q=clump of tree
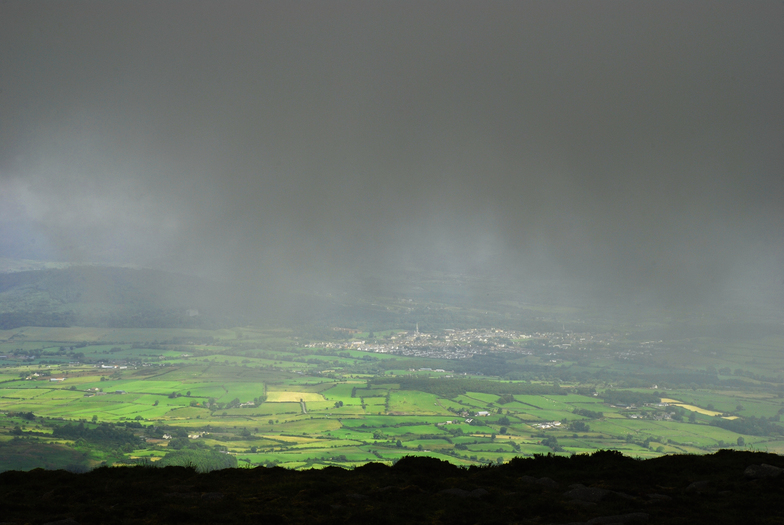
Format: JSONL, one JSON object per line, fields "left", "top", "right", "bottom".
{"left": 156, "top": 449, "right": 237, "bottom": 472}
{"left": 8, "top": 411, "right": 37, "bottom": 421}
{"left": 167, "top": 436, "right": 193, "bottom": 450}
{"left": 710, "top": 416, "right": 783, "bottom": 436}
{"left": 497, "top": 394, "right": 514, "bottom": 404}
{"left": 541, "top": 436, "right": 564, "bottom": 452}
{"left": 573, "top": 408, "right": 603, "bottom": 419}
{"left": 52, "top": 422, "right": 142, "bottom": 448}
{"left": 569, "top": 421, "right": 590, "bottom": 432}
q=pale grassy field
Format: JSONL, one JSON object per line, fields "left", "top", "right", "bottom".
{"left": 661, "top": 397, "right": 737, "bottom": 418}
{"left": 266, "top": 391, "right": 325, "bottom": 402}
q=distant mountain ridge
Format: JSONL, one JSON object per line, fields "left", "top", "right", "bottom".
{"left": 0, "top": 257, "right": 75, "bottom": 273}
{"left": 0, "top": 265, "right": 225, "bottom": 329}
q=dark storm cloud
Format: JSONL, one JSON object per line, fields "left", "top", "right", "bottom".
{"left": 1, "top": 1, "right": 782, "bottom": 306}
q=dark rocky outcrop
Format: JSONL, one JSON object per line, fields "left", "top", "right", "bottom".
{"left": 0, "top": 450, "right": 782, "bottom": 524}
{"left": 744, "top": 463, "right": 783, "bottom": 479}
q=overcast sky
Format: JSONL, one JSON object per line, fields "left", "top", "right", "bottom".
{"left": 1, "top": 1, "right": 782, "bottom": 308}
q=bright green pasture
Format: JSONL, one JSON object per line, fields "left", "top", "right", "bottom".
{"left": 588, "top": 418, "right": 744, "bottom": 446}
{"left": 277, "top": 418, "right": 341, "bottom": 434}
{"left": 375, "top": 424, "right": 447, "bottom": 436}
{"left": 272, "top": 378, "right": 336, "bottom": 390}
{"left": 321, "top": 383, "right": 364, "bottom": 403}
{"left": 668, "top": 389, "right": 783, "bottom": 418}
{"left": 356, "top": 388, "right": 391, "bottom": 397}
{"left": 453, "top": 395, "right": 484, "bottom": 407}
{"left": 30, "top": 389, "right": 85, "bottom": 402}
{"left": 215, "top": 382, "right": 266, "bottom": 401}
{"left": 167, "top": 383, "right": 230, "bottom": 399}
{"left": 465, "top": 442, "right": 517, "bottom": 453}
{"left": 340, "top": 415, "right": 451, "bottom": 427}
{"left": 506, "top": 395, "right": 549, "bottom": 409}
{"left": 435, "top": 398, "right": 464, "bottom": 411}
{"left": 388, "top": 391, "right": 451, "bottom": 415}
{"left": 462, "top": 392, "right": 501, "bottom": 404}
{"left": 322, "top": 405, "right": 365, "bottom": 416}
{"left": 223, "top": 402, "right": 301, "bottom": 415}
{"left": 497, "top": 401, "right": 546, "bottom": 412}
{"left": 79, "top": 379, "right": 188, "bottom": 394}
{"left": 529, "top": 395, "right": 574, "bottom": 411}
{"left": 401, "top": 438, "right": 452, "bottom": 448}
{"left": 302, "top": 401, "right": 333, "bottom": 412}
{"left": 0, "top": 387, "right": 53, "bottom": 399}
{"left": 518, "top": 409, "right": 575, "bottom": 421}
{"left": 287, "top": 439, "right": 363, "bottom": 450}
{"left": 324, "top": 428, "right": 372, "bottom": 441}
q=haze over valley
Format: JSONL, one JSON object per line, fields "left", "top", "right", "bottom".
{"left": 0, "top": 1, "right": 783, "bottom": 475}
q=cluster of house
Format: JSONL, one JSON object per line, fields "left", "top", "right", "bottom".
{"left": 435, "top": 411, "right": 493, "bottom": 426}
{"left": 610, "top": 401, "right": 674, "bottom": 420}
{"left": 534, "top": 421, "right": 563, "bottom": 430}
{"left": 23, "top": 373, "right": 69, "bottom": 381}
{"left": 161, "top": 431, "right": 206, "bottom": 440}
{"left": 82, "top": 387, "right": 126, "bottom": 397}
{"left": 306, "top": 328, "right": 534, "bottom": 360}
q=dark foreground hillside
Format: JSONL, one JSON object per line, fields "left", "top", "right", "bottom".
{"left": 1, "top": 451, "right": 783, "bottom": 525}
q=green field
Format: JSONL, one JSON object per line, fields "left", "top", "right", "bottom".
{"left": 2, "top": 321, "right": 784, "bottom": 472}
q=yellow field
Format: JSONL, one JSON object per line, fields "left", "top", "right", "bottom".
{"left": 129, "top": 456, "right": 162, "bottom": 462}
{"left": 266, "top": 391, "right": 325, "bottom": 402}
{"left": 661, "top": 398, "right": 738, "bottom": 419}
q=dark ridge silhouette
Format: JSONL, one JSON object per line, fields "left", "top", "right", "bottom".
{"left": 1, "top": 450, "right": 782, "bottom": 524}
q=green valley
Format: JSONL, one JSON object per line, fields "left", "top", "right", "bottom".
{"left": 2, "top": 316, "right": 783, "bottom": 472}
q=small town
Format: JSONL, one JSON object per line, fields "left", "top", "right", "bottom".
{"left": 305, "top": 327, "right": 660, "bottom": 363}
